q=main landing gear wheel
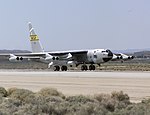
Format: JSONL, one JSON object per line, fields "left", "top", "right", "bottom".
{"left": 81, "top": 65, "right": 88, "bottom": 71}
{"left": 89, "top": 65, "right": 95, "bottom": 71}
{"left": 61, "top": 66, "right": 68, "bottom": 71}
{"left": 53, "top": 66, "right": 60, "bottom": 71}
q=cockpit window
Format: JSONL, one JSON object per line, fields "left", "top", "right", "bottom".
{"left": 102, "top": 51, "right": 105, "bottom": 53}
{"left": 106, "top": 50, "right": 110, "bottom": 53}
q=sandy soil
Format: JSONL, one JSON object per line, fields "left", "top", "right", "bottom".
{"left": 0, "top": 71, "right": 150, "bottom": 102}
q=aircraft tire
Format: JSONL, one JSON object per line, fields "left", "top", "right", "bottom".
{"left": 84, "top": 65, "right": 88, "bottom": 71}
{"left": 81, "top": 65, "right": 88, "bottom": 71}
{"left": 81, "top": 65, "right": 84, "bottom": 71}
{"left": 89, "top": 65, "right": 95, "bottom": 71}
{"left": 89, "top": 65, "right": 92, "bottom": 70}
{"left": 65, "top": 66, "right": 67, "bottom": 71}
{"left": 61, "top": 66, "right": 67, "bottom": 71}
{"left": 57, "top": 66, "right": 60, "bottom": 71}
{"left": 53, "top": 66, "right": 57, "bottom": 71}
{"left": 54, "top": 66, "right": 60, "bottom": 71}
{"left": 92, "top": 65, "right": 95, "bottom": 70}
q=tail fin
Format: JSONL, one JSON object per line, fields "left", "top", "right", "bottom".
{"left": 28, "top": 22, "right": 44, "bottom": 53}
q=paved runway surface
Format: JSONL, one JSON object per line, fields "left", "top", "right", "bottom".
{"left": 0, "top": 71, "right": 150, "bottom": 102}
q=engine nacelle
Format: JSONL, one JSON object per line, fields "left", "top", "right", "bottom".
{"left": 50, "top": 56, "right": 59, "bottom": 60}
{"left": 45, "top": 54, "right": 53, "bottom": 61}
{"left": 9, "top": 56, "right": 23, "bottom": 62}
{"left": 128, "top": 56, "right": 134, "bottom": 59}
{"left": 126, "top": 56, "right": 134, "bottom": 60}
{"left": 44, "top": 53, "right": 59, "bottom": 61}
{"left": 116, "top": 56, "right": 122, "bottom": 59}
{"left": 120, "top": 53, "right": 134, "bottom": 60}
{"left": 111, "top": 54, "right": 123, "bottom": 61}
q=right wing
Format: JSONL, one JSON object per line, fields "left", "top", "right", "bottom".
{"left": 111, "top": 53, "right": 134, "bottom": 61}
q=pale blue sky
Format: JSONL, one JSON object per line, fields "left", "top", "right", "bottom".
{"left": 0, "top": 0, "right": 150, "bottom": 51}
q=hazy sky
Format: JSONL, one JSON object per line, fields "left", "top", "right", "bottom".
{"left": 0, "top": 0, "right": 150, "bottom": 51}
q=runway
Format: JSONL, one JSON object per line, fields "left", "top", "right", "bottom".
{"left": 0, "top": 71, "right": 150, "bottom": 102}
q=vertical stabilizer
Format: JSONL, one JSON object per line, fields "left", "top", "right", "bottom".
{"left": 28, "top": 22, "right": 44, "bottom": 53}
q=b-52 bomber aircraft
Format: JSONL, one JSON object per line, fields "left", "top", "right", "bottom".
{"left": 8, "top": 22, "right": 113, "bottom": 71}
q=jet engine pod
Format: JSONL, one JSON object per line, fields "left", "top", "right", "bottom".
{"left": 120, "top": 56, "right": 123, "bottom": 59}
{"left": 45, "top": 53, "right": 53, "bottom": 61}
{"left": 131, "top": 56, "right": 134, "bottom": 59}
{"left": 52, "top": 57, "right": 59, "bottom": 60}
{"left": 9, "top": 56, "right": 23, "bottom": 62}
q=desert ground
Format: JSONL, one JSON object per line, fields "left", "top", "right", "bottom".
{"left": 0, "top": 71, "right": 150, "bottom": 103}
{"left": 0, "top": 58, "right": 150, "bottom": 103}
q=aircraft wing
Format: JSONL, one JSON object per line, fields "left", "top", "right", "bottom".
{"left": 111, "top": 53, "right": 134, "bottom": 61}
{"left": 0, "top": 53, "right": 45, "bottom": 63}
{"left": 1, "top": 50, "right": 88, "bottom": 63}
{"left": 48, "top": 50, "right": 88, "bottom": 63}
{"left": 16, "top": 50, "right": 88, "bottom": 59}
{"left": 0, "top": 53, "right": 45, "bottom": 58}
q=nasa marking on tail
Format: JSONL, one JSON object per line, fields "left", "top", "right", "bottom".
{"left": 28, "top": 22, "right": 44, "bottom": 53}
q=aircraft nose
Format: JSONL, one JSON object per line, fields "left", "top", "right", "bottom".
{"left": 106, "top": 49, "right": 113, "bottom": 57}
{"left": 102, "top": 49, "right": 113, "bottom": 62}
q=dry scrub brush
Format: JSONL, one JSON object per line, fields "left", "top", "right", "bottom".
{"left": 0, "top": 87, "right": 149, "bottom": 115}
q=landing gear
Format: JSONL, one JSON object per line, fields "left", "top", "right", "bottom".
{"left": 53, "top": 65, "right": 67, "bottom": 71}
{"left": 81, "top": 64, "right": 96, "bottom": 71}
{"left": 89, "top": 65, "right": 95, "bottom": 71}
{"left": 81, "top": 65, "right": 88, "bottom": 71}
{"left": 61, "top": 66, "right": 67, "bottom": 71}
{"left": 53, "top": 66, "right": 60, "bottom": 71}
